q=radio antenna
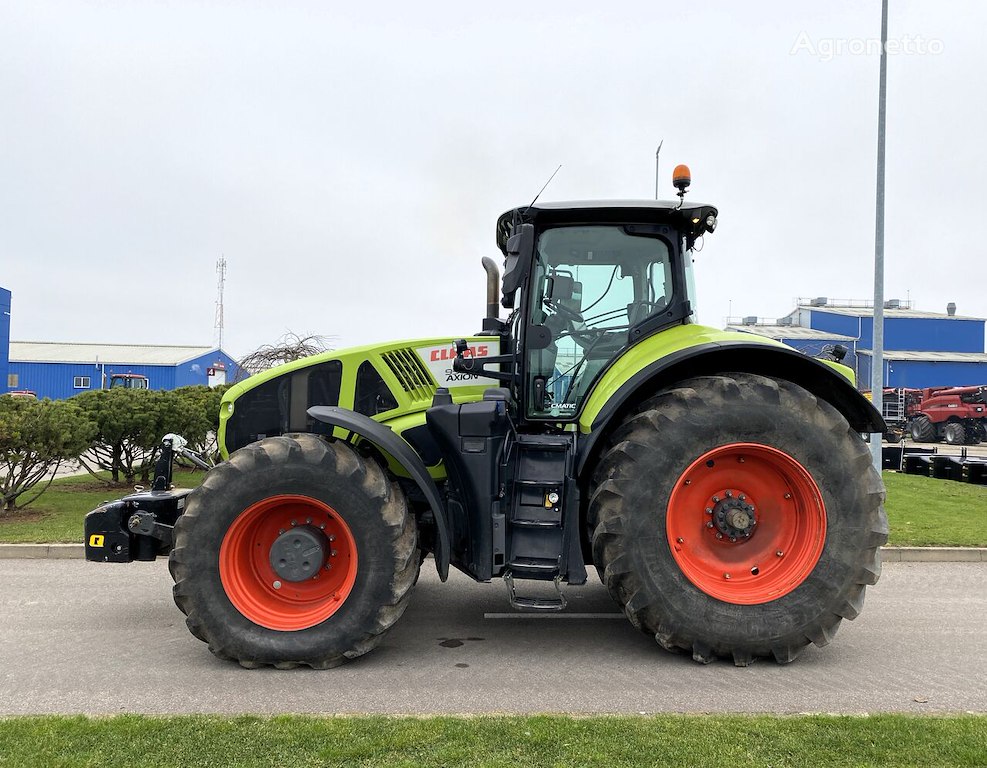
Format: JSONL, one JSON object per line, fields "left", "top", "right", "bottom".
{"left": 523, "top": 164, "right": 562, "bottom": 216}
{"left": 655, "top": 139, "right": 663, "bottom": 199}
{"left": 214, "top": 255, "right": 227, "bottom": 349}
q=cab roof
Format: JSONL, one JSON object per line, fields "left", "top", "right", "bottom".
{"left": 496, "top": 199, "right": 718, "bottom": 255}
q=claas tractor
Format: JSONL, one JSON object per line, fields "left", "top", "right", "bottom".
{"left": 85, "top": 171, "right": 888, "bottom": 668}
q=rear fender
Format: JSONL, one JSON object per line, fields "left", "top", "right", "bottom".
{"left": 576, "top": 342, "right": 885, "bottom": 476}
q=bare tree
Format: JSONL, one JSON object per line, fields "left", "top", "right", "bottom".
{"left": 234, "top": 332, "right": 336, "bottom": 381}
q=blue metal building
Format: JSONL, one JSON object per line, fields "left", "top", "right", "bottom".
{"left": 0, "top": 287, "right": 10, "bottom": 391}
{"left": 8, "top": 342, "right": 240, "bottom": 400}
{"left": 730, "top": 299, "right": 987, "bottom": 390}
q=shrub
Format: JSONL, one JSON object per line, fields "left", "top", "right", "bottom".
{"left": 73, "top": 389, "right": 186, "bottom": 484}
{"left": 0, "top": 397, "right": 95, "bottom": 513}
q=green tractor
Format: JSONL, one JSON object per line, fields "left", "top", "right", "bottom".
{"left": 86, "top": 174, "right": 887, "bottom": 668}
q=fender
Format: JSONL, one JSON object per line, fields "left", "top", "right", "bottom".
{"left": 307, "top": 406, "right": 450, "bottom": 581}
{"left": 576, "top": 341, "right": 886, "bottom": 476}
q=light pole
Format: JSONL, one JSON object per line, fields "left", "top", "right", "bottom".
{"left": 870, "top": 0, "right": 889, "bottom": 472}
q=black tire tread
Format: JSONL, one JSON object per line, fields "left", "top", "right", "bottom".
{"left": 910, "top": 415, "right": 937, "bottom": 442}
{"left": 943, "top": 422, "right": 966, "bottom": 446}
{"left": 169, "top": 434, "right": 418, "bottom": 669}
{"left": 588, "top": 373, "right": 887, "bottom": 666}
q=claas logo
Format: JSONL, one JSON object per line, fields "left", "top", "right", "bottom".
{"left": 430, "top": 345, "right": 489, "bottom": 362}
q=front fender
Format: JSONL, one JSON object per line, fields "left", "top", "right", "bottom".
{"left": 308, "top": 406, "right": 450, "bottom": 581}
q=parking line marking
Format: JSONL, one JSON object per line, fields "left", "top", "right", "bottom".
{"left": 483, "top": 613, "right": 624, "bottom": 620}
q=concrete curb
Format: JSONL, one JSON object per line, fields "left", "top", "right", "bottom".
{"left": 0, "top": 543, "right": 983, "bottom": 562}
{"left": 879, "top": 547, "right": 986, "bottom": 562}
{"left": 0, "top": 543, "right": 86, "bottom": 559}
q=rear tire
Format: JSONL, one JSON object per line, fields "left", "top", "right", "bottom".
{"left": 588, "top": 373, "right": 887, "bottom": 666}
{"left": 943, "top": 422, "right": 966, "bottom": 446}
{"left": 169, "top": 434, "right": 419, "bottom": 668}
{"left": 910, "top": 416, "right": 937, "bottom": 443}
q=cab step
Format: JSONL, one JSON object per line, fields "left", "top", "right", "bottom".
{"left": 504, "top": 571, "right": 567, "bottom": 611}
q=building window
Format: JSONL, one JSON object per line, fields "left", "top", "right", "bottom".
{"left": 73, "top": 376, "right": 91, "bottom": 389}
{"left": 6, "top": 374, "right": 17, "bottom": 388}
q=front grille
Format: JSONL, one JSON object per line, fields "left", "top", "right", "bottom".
{"left": 381, "top": 348, "right": 436, "bottom": 403}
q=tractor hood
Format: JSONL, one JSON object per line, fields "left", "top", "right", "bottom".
{"left": 218, "top": 336, "right": 502, "bottom": 460}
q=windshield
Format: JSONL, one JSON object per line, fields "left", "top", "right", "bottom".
{"left": 527, "top": 225, "right": 672, "bottom": 418}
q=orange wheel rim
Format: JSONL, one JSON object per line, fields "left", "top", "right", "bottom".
{"left": 219, "top": 495, "right": 357, "bottom": 630}
{"left": 666, "top": 443, "right": 826, "bottom": 605}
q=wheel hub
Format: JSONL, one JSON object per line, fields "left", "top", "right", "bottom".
{"left": 711, "top": 492, "right": 757, "bottom": 541}
{"left": 269, "top": 525, "right": 327, "bottom": 582}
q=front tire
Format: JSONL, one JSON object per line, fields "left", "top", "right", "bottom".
{"left": 910, "top": 416, "right": 937, "bottom": 442}
{"left": 588, "top": 374, "right": 887, "bottom": 666}
{"left": 169, "top": 434, "right": 419, "bottom": 668}
{"left": 943, "top": 422, "right": 966, "bottom": 446}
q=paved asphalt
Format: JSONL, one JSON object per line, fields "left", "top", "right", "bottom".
{"left": 0, "top": 559, "right": 984, "bottom": 715}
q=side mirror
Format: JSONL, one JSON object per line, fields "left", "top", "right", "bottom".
{"left": 547, "top": 273, "right": 575, "bottom": 301}
{"left": 501, "top": 223, "right": 535, "bottom": 309}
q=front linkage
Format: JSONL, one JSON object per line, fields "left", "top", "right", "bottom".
{"left": 84, "top": 434, "right": 210, "bottom": 563}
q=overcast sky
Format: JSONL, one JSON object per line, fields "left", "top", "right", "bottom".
{"left": 2, "top": 1, "right": 985, "bottom": 358}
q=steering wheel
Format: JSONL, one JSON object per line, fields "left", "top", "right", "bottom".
{"left": 548, "top": 299, "right": 584, "bottom": 325}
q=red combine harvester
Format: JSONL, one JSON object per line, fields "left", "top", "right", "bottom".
{"left": 882, "top": 386, "right": 987, "bottom": 445}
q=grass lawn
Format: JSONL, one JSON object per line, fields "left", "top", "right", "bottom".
{"left": 0, "top": 466, "right": 984, "bottom": 547}
{"left": 0, "top": 714, "right": 984, "bottom": 768}
{"left": 883, "top": 472, "right": 987, "bottom": 547}
{"left": 0, "top": 468, "right": 207, "bottom": 544}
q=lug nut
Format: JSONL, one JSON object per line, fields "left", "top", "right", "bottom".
{"left": 273, "top": 581, "right": 282, "bottom": 589}
{"left": 715, "top": 533, "right": 723, "bottom": 540}
{"left": 290, "top": 520, "right": 297, "bottom": 527}
{"left": 784, "top": 493, "right": 792, "bottom": 500}
{"left": 712, "top": 495, "right": 720, "bottom": 503}
{"left": 738, "top": 457, "right": 745, "bottom": 463}
{"left": 706, "top": 521, "right": 714, "bottom": 528}
{"left": 705, "top": 507, "right": 713, "bottom": 514}
{"left": 320, "top": 523, "right": 325, "bottom": 530}
{"left": 684, "top": 479, "right": 692, "bottom": 486}
{"left": 676, "top": 537, "right": 684, "bottom": 544}
{"left": 776, "top": 550, "right": 785, "bottom": 557}
{"left": 278, "top": 529, "right": 285, "bottom": 535}
{"left": 723, "top": 573, "right": 731, "bottom": 579}
{"left": 306, "top": 517, "right": 312, "bottom": 524}
{"left": 730, "top": 537, "right": 737, "bottom": 542}
{"left": 328, "top": 535, "right": 336, "bottom": 542}
{"left": 725, "top": 490, "right": 733, "bottom": 498}
{"left": 330, "top": 550, "right": 337, "bottom": 557}
{"left": 739, "top": 494, "right": 746, "bottom": 501}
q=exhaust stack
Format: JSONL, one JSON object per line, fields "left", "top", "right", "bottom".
{"left": 482, "top": 257, "right": 500, "bottom": 320}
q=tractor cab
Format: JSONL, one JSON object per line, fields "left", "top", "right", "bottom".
{"left": 456, "top": 197, "right": 718, "bottom": 423}
{"left": 108, "top": 373, "right": 149, "bottom": 390}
